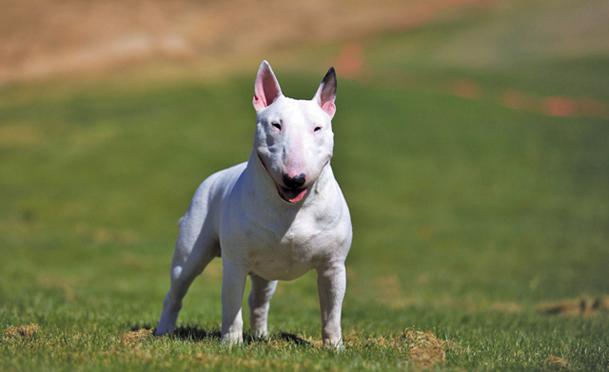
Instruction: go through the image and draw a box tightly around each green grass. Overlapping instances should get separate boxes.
[2,2,609,370]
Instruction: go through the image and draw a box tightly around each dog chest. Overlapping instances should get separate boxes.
[219,201,350,281]
[246,224,346,281]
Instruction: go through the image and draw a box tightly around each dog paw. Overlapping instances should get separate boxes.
[323,337,344,351]
[221,331,243,346]
[153,323,175,336]
[251,328,269,341]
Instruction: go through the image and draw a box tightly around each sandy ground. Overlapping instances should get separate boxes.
[0,0,491,83]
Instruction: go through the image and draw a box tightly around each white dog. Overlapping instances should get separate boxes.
[154,61,352,348]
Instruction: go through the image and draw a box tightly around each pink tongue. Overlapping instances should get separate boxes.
[288,189,308,203]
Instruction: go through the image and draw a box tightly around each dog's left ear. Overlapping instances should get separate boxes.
[313,67,337,119]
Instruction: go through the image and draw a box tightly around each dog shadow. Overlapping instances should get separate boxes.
[129,324,311,346]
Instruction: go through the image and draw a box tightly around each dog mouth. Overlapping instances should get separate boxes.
[257,153,309,204]
[277,186,308,204]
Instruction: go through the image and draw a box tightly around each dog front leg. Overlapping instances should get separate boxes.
[221,259,247,345]
[248,273,278,339]
[316,262,346,349]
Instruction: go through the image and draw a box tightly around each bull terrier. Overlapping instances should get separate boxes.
[154,61,352,348]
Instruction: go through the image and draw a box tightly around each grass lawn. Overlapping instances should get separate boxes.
[1,2,609,370]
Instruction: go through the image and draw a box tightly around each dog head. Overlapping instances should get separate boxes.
[252,60,337,204]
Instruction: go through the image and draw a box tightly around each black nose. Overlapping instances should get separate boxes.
[282,173,306,189]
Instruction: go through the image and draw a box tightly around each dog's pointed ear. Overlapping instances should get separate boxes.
[313,67,337,119]
[253,60,283,112]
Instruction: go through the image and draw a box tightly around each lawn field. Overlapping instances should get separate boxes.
[1,1,609,370]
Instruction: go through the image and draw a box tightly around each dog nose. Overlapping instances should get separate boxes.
[282,173,306,189]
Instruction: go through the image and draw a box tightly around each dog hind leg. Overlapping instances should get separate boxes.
[248,273,278,339]
[155,212,219,336]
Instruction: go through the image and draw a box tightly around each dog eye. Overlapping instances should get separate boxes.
[271,122,282,131]
[314,126,322,132]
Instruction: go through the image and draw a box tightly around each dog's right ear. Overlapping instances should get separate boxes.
[253,60,283,112]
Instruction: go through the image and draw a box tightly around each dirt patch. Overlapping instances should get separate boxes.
[0,0,492,83]
[498,89,609,119]
[381,71,609,120]
[0,124,42,147]
[537,296,609,317]
[189,352,225,366]
[546,355,569,370]
[75,224,139,246]
[36,274,76,302]
[403,329,446,369]
[463,84,609,119]
[490,301,522,314]
[4,323,40,338]
[121,328,153,345]
[451,79,482,99]
[541,96,578,117]
[344,329,453,366]
[334,42,365,78]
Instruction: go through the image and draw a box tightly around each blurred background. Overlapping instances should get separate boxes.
[1,0,608,369]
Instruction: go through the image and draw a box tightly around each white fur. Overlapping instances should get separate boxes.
[155,61,352,348]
